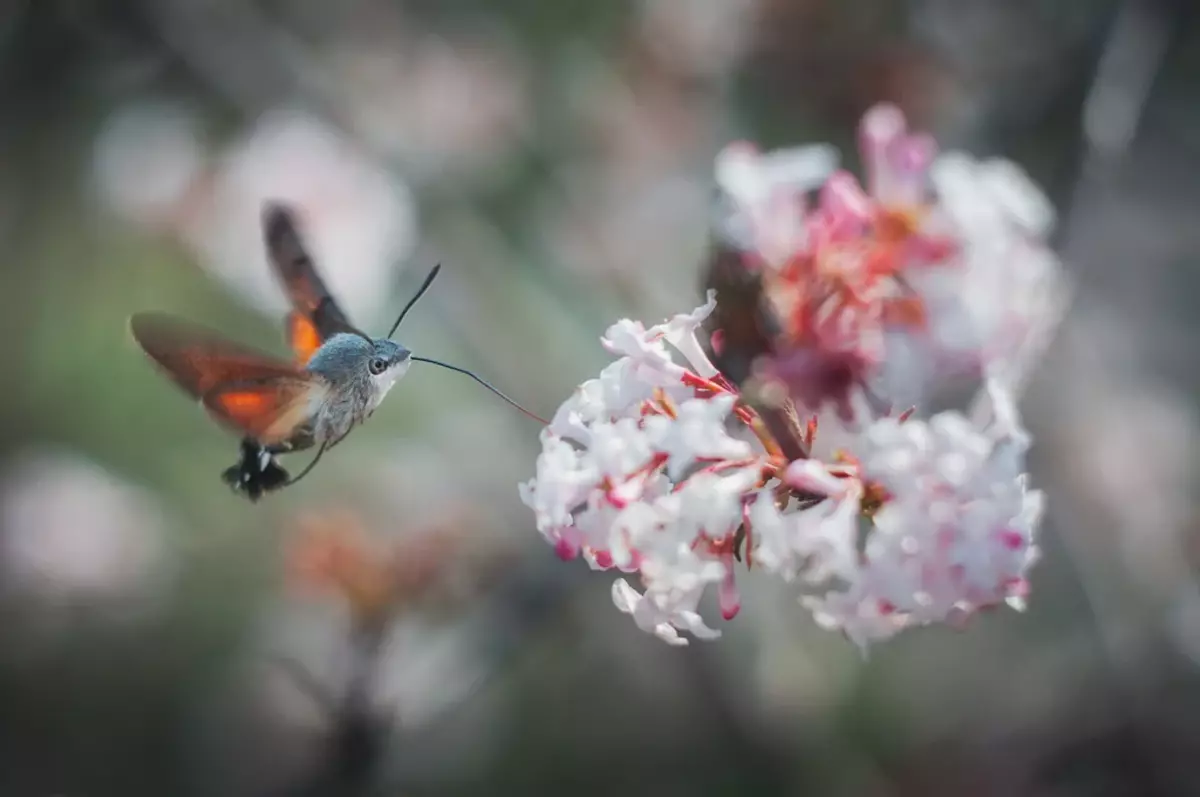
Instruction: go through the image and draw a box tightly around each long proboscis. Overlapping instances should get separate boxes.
[411,356,548,424]
[388,263,442,339]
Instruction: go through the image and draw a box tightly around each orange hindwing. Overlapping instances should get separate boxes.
[286,311,324,364]
[130,312,324,445]
[203,378,322,445]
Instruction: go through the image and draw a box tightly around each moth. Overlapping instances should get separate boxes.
[130,202,542,500]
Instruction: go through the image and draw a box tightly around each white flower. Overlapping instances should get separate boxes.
[517,435,595,549]
[715,141,840,208]
[644,395,752,480]
[713,141,838,267]
[796,380,1043,649]
[653,469,757,552]
[750,486,861,587]
[600,319,683,377]
[520,297,773,644]
[549,360,660,443]
[598,293,724,384]
[892,152,1070,397]
[589,418,657,484]
[612,578,722,646]
[653,289,720,378]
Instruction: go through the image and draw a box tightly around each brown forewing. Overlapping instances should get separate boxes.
[260,202,363,353]
[129,312,322,442]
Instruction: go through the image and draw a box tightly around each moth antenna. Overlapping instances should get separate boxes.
[388,264,441,339]
[411,356,548,424]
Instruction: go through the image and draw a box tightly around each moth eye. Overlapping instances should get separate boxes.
[368,357,387,375]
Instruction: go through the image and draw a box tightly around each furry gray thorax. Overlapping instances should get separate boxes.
[305,334,413,442]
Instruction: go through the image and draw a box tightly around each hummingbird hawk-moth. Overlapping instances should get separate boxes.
[130,202,542,501]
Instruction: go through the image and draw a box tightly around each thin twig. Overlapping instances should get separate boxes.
[267,652,338,719]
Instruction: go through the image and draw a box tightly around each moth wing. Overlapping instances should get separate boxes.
[203,377,325,445]
[130,312,325,443]
[130,312,304,397]
[261,201,364,361]
[285,311,325,364]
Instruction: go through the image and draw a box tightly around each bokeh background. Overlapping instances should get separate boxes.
[2,1,1199,795]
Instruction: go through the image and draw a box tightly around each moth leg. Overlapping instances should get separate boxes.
[273,426,356,490]
[220,422,344,500]
[324,427,355,452]
[283,441,328,487]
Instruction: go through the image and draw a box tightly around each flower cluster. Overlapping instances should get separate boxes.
[520,104,1064,651]
[716,103,1068,416]
[755,380,1042,648]
[519,292,773,645]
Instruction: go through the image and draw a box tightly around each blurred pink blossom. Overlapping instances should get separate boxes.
[185,109,417,328]
[330,34,531,182]
[0,449,175,615]
[91,101,207,230]
[716,104,1069,417]
[636,0,757,77]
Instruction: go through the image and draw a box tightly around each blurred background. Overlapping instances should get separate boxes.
[2,0,1199,795]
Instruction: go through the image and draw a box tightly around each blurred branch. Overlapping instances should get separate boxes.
[1045,1,1180,793]
[268,652,338,719]
[1054,0,1175,265]
[271,626,393,797]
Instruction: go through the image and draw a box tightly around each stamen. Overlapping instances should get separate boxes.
[653,387,679,419]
